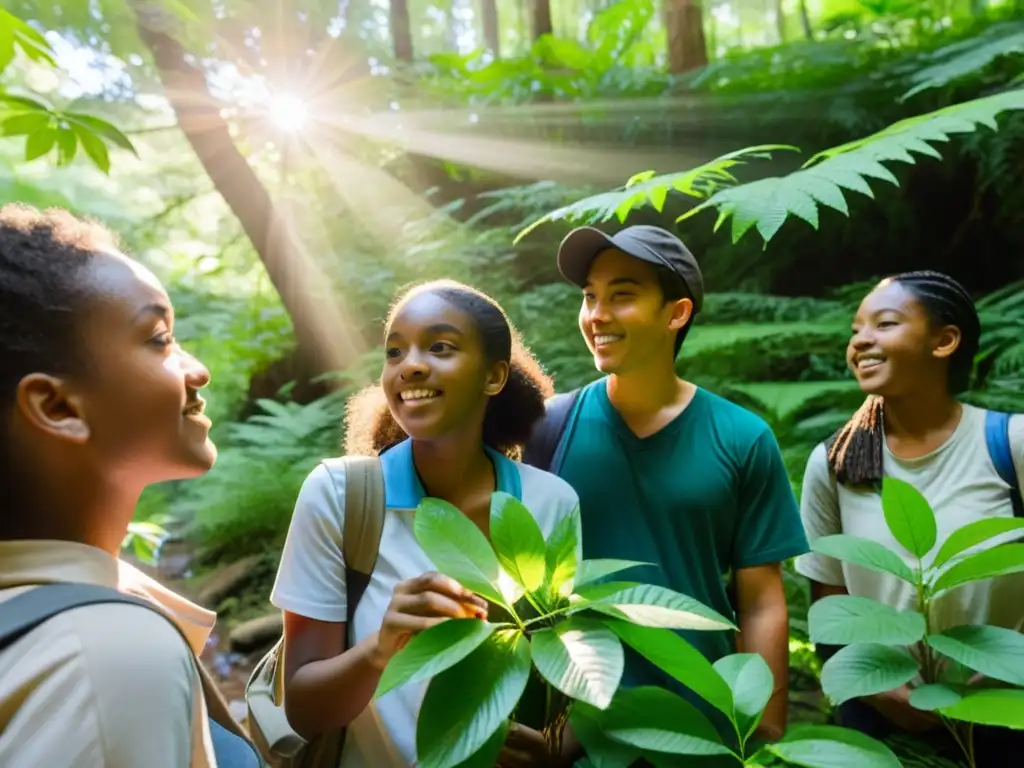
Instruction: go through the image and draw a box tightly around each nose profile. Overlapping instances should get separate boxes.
[183,351,211,389]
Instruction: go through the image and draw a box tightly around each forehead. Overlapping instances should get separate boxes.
[83,250,170,321]
[585,248,657,287]
[387,291,475,337]
[858,279,924,317]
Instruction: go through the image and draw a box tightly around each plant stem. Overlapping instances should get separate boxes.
[523,602,582,629]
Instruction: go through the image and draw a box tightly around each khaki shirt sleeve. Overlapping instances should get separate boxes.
[0,603,213,768]
[793,443,846,587]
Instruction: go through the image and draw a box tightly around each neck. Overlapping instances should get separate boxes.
[882,390,961,439]
[607,356,686,414]
[411,431,493,503]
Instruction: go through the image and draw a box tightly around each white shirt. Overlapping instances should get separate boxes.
[795,403,1024,632]
[270,439,581,768]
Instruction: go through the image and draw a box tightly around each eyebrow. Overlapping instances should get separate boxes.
[385,323,464,343]
[134,303,171,322]
[584,276,645,290]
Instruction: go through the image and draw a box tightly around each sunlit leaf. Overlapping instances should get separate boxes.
[24,127,55,161]
[490,492,547,593]
[74,125,111,174]
[374,619,496,699]
[598,687,734,757]
[574,559,653,589]
[809,534,915,584]
[931,517,1024,569]
[931,543,1024,596]
[713,653,773,738]
[545,505,581,597]
[808,595,925,646]
[880,477,936,559]
[1,112,49,137]
[575,582,736,631]
[939,689,1024,729]
[926,625,1024,686]
[531,616,623,709]
[64,113,139,155]
[767,724,901,768]
[820,643,920,706]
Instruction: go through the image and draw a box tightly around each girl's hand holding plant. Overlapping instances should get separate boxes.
[372,571,489,669]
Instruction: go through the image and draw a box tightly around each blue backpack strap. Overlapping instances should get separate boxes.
[521,389,581,472]
[985,410,1024,518]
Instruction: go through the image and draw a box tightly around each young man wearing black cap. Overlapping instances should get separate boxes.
[525,224,810,749]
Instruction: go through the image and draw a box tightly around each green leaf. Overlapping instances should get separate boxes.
[569,702,641,768]
[64,113,138,155]
[489,492,547,593]
[808,595,925,646]
[576,582,736,631]
[574,559,653,589]
[603,619,733,719]
[931,517,1024,569]
[417,631,532,768]
[545,505,581,596]
[414,497,505,606]
[713,653,774,738]
[810,534,915,584]
[931,543,1024,596]
[55,128,77,166]
[450,720,508,768]
[531,616,623,709]
[820,644,920,706]
[25,127,55,161]
[374,618,496,699]
[926,625,1024,686]
[599,687,734,757]
[880,477,936,559]
[939,689,1024,729]
[909,684,962,711]
[74,125,110,174]
[767,724,901,768]
[1,112,49,137]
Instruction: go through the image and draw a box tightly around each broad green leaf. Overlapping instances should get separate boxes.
[931,517,1024,569]
[25,127,55,161]
[909,684,962,711]
[489,492,547,592]
[574,559,653,589]
[603,619,733,719]
[939,689,1024,729]
[767,723,900,768]
[374,618,496,699]
[545,505,581,596]
[810,534,915,584]
[569,702,641,768]
[575,582,736,631]
[64,113,138,154]
[1,112,49,137]
[713,653,774,738]
[599,687,734,757]
[74,126,110,174]
[820,644,920,706]
[414,497,505,606]
[531,616,623,709]
[808,595,925,646]
[56,128,77,166]
[450,720,508,768]
[417,631,532,768]
[931,543,1024,596]
[880,477,936,559]
[926,625,1024,686]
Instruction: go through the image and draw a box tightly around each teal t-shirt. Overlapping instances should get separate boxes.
[552,379,809,694]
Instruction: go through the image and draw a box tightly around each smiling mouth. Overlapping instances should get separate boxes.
[855,356,885,372]
[183,398,206,417]
[400,388,441,403]
[593,334,624,348]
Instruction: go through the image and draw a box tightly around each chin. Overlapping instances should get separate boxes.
[174,440,219,478]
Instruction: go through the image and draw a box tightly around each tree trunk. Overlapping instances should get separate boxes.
[799,0,813,40]
[390,0,413,61]
[532,0,553,40]
[132,4,358,378]
[481,0,500,56]
[774,0,786,44]
[665,0,707,74]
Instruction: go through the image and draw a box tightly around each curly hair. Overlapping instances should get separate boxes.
[826,270,980,487]
[344,280,554,459]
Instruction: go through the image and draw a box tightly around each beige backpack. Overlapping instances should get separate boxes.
[245,456,385,768]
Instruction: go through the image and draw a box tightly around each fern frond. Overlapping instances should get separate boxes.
[512,145,797,243]
[901,24,1024,101]
[678,88,1024,246]
[723,381,862,421]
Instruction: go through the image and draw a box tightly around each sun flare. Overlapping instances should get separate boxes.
[269,93,310,133]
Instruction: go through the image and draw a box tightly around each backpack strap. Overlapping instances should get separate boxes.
[985,410,1024,518]
[0,582,155,651]
[521,389,581,472]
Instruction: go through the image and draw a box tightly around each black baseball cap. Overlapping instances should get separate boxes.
[556,225,705,312]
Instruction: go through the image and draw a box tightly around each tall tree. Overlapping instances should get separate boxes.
[481,0,500,55]
[775,0,786,44]
[799,0,813,40]
[391,0,413,61]
[532,0,553,40]
[666,0,707,74]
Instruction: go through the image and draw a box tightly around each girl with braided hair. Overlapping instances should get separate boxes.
[795,271,1024,761]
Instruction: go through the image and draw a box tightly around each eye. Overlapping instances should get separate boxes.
[150,332,175,348]
[430,341,456,354]
[612,291,634,300]
[385,346,401,359]
[877,320,897,329]
[583,292,595,301]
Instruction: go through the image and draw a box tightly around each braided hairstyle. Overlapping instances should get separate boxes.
[826,270,980,486]
[344,279,554,459]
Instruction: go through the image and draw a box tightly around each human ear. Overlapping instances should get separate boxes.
[932,324,962,361]
[483,360,510,397]
[668,297,694,332]
[15,374,91,443]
